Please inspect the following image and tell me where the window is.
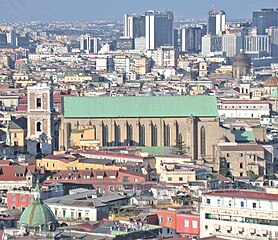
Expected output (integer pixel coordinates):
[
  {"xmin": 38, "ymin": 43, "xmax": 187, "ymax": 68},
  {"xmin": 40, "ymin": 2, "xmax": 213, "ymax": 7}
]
[
  {"xmin": 62, "ymin": 210, "xmax": 66, "ymax": 218},
  {"xmin": 115, "ymin": 124, "xmax": 121, "ymax": 146},
  {"xmin": 229, "ymin": 200, "xmax": 232, "ymax": 207},
  {"xmin": 206, "ymin": 198, "xmax": 211, "ymax": 204},
  {"xmin": 139, "ymin": 124, "xmax": 145, "ymax": 146},
  {"xmin": 226, "ymin": 153, "xmax": 229, "ymax": 157},
  {"xmin": 240, "ymin": 163, "xmax": 243, "ymax": 169},
  {"xmin": 46, "ymin": 162, "xmax": 49, "ymax": 168},
  {"xmin": 164, "ymin": 124, "xmax": 170, "ymax": 146},
  {"xmin": 36, "ymin": 98, "xmax": 42, "ymax": 108},
  {"xmin": 179, "ymin": 177, "xmax": 183, "ymax": 181},
  {"xmin": 240, "ymin": 153, "xmax": 243, "ymax": 157},
  {"xmin": 52, "ymin": 163, "xmax": 55, "ymax": 168},
  {"xmin": 127, "ymin": 124, "xmax": 133, "ymax": 146},
  {"xmin": 168, "ymin": 177, "xmax": 172, "ymax": 182},
  {"xmin": 253, "ymin": 202, "xmax": 257, "ymax": 208},
  {"xmin": 241, "ymin": 201, "xmax": 244, "ymax": 208},
  {"xmin": 14, "ymin": 133, "xmax": 17, "ymax": 138},
  {"xmin": 29, "ymin": 197, "xmax": 33, "ymax": 202},
  {"xmin": 205, "ymin": 225, "xmax": 208, "ymax": 230},
  {"xmin": 240, "ymin": 172, "xmax": 243, "ymax": 177},
  {"xmin": 184, "ymin": 220, "xmax": 189, "ymax": 228},
  {"xmin": 123, "ymin": 176, "xmax": 128, "ymax": 182},
  {"xmin": 151, "ymin": 124, "xmax": 158, "ymax": 146},
  {"xmin": 217, "ymin": 199, "xmax": 221, "ymax": 206},
  {"xmin": 36, "ymin": 122, "xmax": 42, "ymax": 132},
  {"xmin": 201, "ymin": 126, "xmax": 206, "ymax": 156},
  {"xmin": 167, "ymin": 217, "xmax": 172, "ymax": 222},
  {"xmin": 71, "ymin": 211, "xmax": 74, "ymax": 219},
  {"xmin": 21, "ymin": 196, "xmax": 26, "ymax": 201},
  {"xmin": 81, "ymin": 134, "xmax": 84, "ymax": 139},
  {"xmin": 14, "ymin": 141, "xmax": 18, "ymax": 147},
  {"xmin": 12, "ymin": 195, "xmax": 16, "ymax": 201},
  {"xmin": 192, "ymin": 220, "xmax": 198, "ymax": 229},
  {"xmin": 102, "ymin": 124, "xmax": 108, "ymax": 146},
  {"xmin": 159, "ymin": 216, "xmax": 163, "ymax": 223}
]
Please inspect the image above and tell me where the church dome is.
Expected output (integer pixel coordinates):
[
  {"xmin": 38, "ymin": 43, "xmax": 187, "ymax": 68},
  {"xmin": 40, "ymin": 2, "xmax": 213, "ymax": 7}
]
[
  {"xmin": 265, "ymin": 76, "xmax": 278, "ymax": 87},
  {"xmin": 18, "ymin": 198, "xmax": 57, "ymax": 232},
  {"xmin": 233, "ymin": 51, "xmax": 251, "ymax": 67}
]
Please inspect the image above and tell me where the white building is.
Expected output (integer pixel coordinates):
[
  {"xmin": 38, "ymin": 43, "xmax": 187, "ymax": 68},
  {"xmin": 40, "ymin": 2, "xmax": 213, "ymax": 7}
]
[
  {"xmin": 222, "ymin": 34, "xmax": 243, "ymax": 57},
  {"xmin": 244, "ymin": 35, "xmax": 271, "ymax": 54},
  {"xmin": 218, "ymin": 100, "xmax": 270, "ymax": 119},
  {"xmin": 200, "ymin": 190, "xmax": 278, "ymax": 239}
]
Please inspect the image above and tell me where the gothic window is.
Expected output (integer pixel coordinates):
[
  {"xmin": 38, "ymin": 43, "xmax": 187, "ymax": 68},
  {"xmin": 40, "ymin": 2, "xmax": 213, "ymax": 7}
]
[
  {"xmin": 164, "ymin": 124, "xmax": 170, "ymax": 146},
  {"xmin": 127, "ymin": 124, "xmax": 133, "ymax": 146},
  {"xmin": 102, "ymin": 124, "xmax": 108, "ymax": 146},
  {"xmin": 36, "ymin": 122, "xmax": 42, "ymax": 132},
  {"xmin": 36, "ymin": 98, "xmax": 42, "ymax": 108},
  {"xmin": 139, "ymin": 124, "xmax": 145, "ymax": 146},
  {"xmin": 201, "ymin": 126, "xmax": 206, "ymax": 156},
  {"xmin": 114, "ymin": 124, "xmax": 121, "ymax": 146},
  {"xmin": 152, "ymin": 124, "xmax": 158, "ymax": 146}
]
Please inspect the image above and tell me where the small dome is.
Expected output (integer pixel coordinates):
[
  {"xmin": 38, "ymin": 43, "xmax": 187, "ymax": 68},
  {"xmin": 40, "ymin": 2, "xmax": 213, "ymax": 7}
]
[
  {"xmin": 233, "ymin": 51, "xmax": 251, "ymax": 67},
  {"xmin": 265, "ymin": 76, "xmax": 278, "ymax": 87},
  {"xmin": 19, "ymin": 199, "xmax": 57, "ymax": 232}
]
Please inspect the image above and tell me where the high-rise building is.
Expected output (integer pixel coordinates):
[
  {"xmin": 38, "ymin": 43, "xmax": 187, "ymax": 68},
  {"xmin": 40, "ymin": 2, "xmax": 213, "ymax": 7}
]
[
  {"xmin": 123, "ymin": 14, "xmax": 145, "ymax": 39},
  {"xmin": 6, "ymin": 30, "xmax": 16, "ymax": 48},
  {"xmin": 207, "ymin": 8, "xmax": 226, "ymax": 35},
  {"xmin": 222, "ymin": 34, "xmax": 243, "ymax": 57},
  {"xmin": 253, "ymin": 8, "xmax": 278, "ymax": 35},
  {"xmin": 145, "ymin": 10, "xmax": 174, "ymax": 50},
  {"xmin": 80, "ymin": 34, "xmax": 100, "ymax": 54},
  {"xmin": 244, "ymin": 35, "xmax": 271, "ymax": 54},
  {"xmin": 201, "ymin": 35, "xmax": 222, "ymax": 56},
  {"xmin": 180, "ymin": 27, "xmax": 203, "ymax": 52},
  {"xmin": 268, "ymin": 27, "xmax": 278, "ymax": 57}
]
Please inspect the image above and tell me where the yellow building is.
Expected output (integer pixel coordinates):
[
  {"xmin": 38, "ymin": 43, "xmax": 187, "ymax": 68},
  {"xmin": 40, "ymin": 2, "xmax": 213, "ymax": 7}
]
[
  {"xmin": 9, "ymin": 117, "xmax": 27, "ymax": 152},
  {"xmin": 70, "ymin": 126, "xmax": 100, "ymax": 148},
  {"xmin": 36, "ymin": 153, "xmax": 124, "ymax": 171}
]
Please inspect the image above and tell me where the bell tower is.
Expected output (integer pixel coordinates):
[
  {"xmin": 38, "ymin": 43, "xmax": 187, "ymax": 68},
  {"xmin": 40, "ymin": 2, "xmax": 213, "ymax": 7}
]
[{"xmin": 27, "ymin": 83, "xmax": 54, "ymax": 156}]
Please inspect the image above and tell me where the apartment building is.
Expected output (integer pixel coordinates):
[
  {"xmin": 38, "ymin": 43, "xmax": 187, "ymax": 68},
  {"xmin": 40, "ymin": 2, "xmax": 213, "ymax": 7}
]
[{"xmin": 200, "ymin": 190, "xmax": 278, "ymax": 239}]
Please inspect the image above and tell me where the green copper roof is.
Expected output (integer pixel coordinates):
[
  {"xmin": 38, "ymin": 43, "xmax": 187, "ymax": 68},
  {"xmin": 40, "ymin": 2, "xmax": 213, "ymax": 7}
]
[
  {"xmin": 19, "ymin": 200, "xmax": 57, "ymax": 232},
  {"xmin": 63, "ymin": 96, "xmax": 219, "ymax": 118}
]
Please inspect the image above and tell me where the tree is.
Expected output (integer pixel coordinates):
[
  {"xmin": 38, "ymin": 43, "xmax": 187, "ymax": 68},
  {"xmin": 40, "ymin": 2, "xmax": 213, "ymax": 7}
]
[
  {"xmin": 175, "ymin": 133, "xmax": 186, "ymax": 155},
  {"xmin": 247, "ymin": 170, "xmax": 259, "ymax": 181}
]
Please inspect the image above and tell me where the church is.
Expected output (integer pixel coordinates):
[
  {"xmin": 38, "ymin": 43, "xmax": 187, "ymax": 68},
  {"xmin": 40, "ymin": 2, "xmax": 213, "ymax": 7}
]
[{"xmin": 59, "ymin": 95, "xmax": 235, "ymax": 163}]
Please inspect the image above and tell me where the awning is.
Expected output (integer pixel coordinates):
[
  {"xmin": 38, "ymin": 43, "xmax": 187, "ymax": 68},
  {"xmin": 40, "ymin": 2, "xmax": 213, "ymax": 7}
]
[
  {"xmin": 250, "ymin": 228, "xmax": 256, "ymax": 233},
  {"xmin": 214, "ymin": 224, "xmax": 220, "ymax": 230}
]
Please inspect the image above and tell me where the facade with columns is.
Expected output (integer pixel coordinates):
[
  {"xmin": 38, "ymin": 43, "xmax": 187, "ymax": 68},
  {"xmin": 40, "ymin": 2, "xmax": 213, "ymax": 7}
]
[{"xmin": 59, "ymin": 96, "xmax": 235, "ymax": 162}]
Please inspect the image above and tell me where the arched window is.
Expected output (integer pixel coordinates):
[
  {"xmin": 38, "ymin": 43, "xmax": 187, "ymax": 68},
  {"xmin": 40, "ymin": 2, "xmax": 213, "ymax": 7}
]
[
  {"xmin": 102, "ymin": 124, "xmax": 108, "ymax": 146},
  {"xmin": 114, "ymin": 124, "xmax": 121, "ymax": 146},
  {"xmin": 36, "ymin": 122, "xmax": 42, "ymax": 132},
  {"xmin": 201, "ymin": 126, "xmax": 206, "ymax": 156},
  {"xmin": 152, "ymin": 124, "xmax": 158, "ymax": 146},
  {"xmin": 127, "ymin": 124, "xmax": 133, "ymax": 146},
  {"xmin": 164, "ymin": 124, "xmax": 170, "ymax": 146},
  {"xmin": 139, "ymin": 124, "xmax": 145, "ymax": 146}
]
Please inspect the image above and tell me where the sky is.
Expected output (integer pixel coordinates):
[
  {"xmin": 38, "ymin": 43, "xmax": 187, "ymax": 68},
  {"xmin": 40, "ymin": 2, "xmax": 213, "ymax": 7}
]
[{"xmin": 0, "ymin": 0, "xmax": 277, "ymax": 22}]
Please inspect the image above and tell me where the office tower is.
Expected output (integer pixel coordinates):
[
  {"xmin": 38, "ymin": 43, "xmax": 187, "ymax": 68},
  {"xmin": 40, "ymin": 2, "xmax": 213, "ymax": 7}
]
[
  {"xmin": 0, "ymin": 33, "xmax": 7, "ymax": 47},
  {"xmin": 222, "ymin": 34, "xmax": 243, "ymax": 57},
  {"xmin": 244, "ymin": 35, "xmax": 271, "ymax": 54},
  {"xmin": 123, "ymin": 14, "xmax": 145, "ymax": 38},
  {"xmin": 6, "ymin": 30, "xmax": 16, "ymax": 48},
  {"xmin": 253, "ymin": 8, "xmax": 278, "ymax": 35},
  {"xmin": 268, "ymin": 27, "xmax": 278, "ymax": 57},
  {"xmin": 116, "ymin": 37, "xmax": 134, "ymax": 50},
  {"xmin": 207, "ymin": 8, "xmax": 226, "ymax": 35},
  {"xmin": 80, "ymin": 34, "xmax": 100, "ymax": 53},
  {"xmin": 145, "ymin": 10, "xmax": 174, "ymax": 50},
  {"xmin": 201, "ymin": 35, "xmax": 222, "ymax": 56},
  {"xmin": 180, "ymin": 27, "xmax": 202, "ymax": 52}
]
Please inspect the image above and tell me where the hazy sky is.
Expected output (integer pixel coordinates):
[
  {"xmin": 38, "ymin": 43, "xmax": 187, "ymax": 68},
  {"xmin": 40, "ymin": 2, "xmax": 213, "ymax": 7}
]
[{"xmin": 0, "ymin": 0, "xmax": 277, "ymax": 21}]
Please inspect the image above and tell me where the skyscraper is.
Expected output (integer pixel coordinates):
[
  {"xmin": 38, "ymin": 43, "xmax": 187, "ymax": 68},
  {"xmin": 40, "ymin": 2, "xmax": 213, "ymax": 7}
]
[
  {"xmin": 180, "ymin": 27, "xmax": 203, "ymax": 52},
  {"xmin": 80, "ymin": 34, "xmax": 100, "ymax": 54},
  {"xmin": 207, "ymin": 8, "xmax": 226, "ymax": 35},
  {"xmin": 145, "ymin": 10, "xmax": 174, "ymax": 50},
  {"xmin": 253, "ymin": 8, "xmax": 278, "ymax": 35},
  {"xmin": 123, "ymin": 14, "xmax": 145, "ymax": 39},
  {"xmin": 222, "ymin": 34, "xmax": 243, "ymax": 57}
]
